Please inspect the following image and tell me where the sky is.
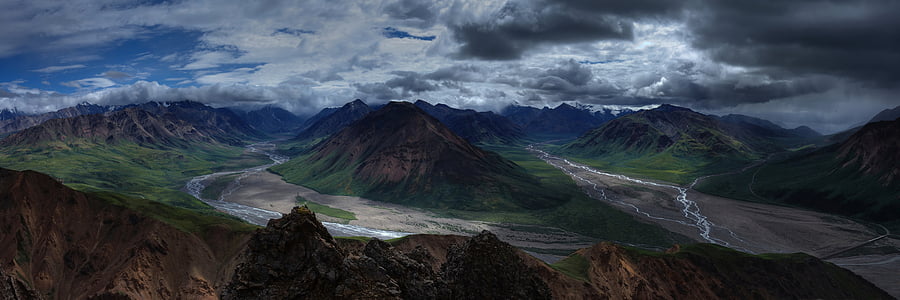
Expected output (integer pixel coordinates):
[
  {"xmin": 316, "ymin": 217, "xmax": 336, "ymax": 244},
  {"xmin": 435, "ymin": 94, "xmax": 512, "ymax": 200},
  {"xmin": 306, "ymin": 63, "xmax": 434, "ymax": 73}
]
[{"xmin": 0, "ymin": 0, "xmax": 898, "ymax": 134}]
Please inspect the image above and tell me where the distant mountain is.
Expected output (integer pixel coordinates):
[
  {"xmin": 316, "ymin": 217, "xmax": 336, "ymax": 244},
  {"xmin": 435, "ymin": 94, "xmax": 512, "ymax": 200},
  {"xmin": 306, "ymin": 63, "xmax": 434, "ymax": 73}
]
[
  {"xmin": 123, "ymin": 101, "xmax": 262, "ymax": 144},
  {"xmin": 719, "ymin": 114, "xmax": 820, "ymax": 138},
  {"xmin": 788, "ymin": 125, "xmax": 821, "ymax": 138},
  {"xmin": 0, "ymin": 102, "xmax": 109, "ymax": 136},
  {"xmin": 0, "ymin": 108, "xmax": 24, "ymax": 121},
  {"xmin": 273, "ymin": 101, "xmax": 564, "ymax": 210},
  {"xmin": 0, "ymin": 168, "xmax": 253, "ymax": 299},
  {"xmin": 868, "ymin": 105, "xmax": 900, "ymax": 123},
  {"xmin": 300, "ymin": 106, "xmax": 340, "ymax": 129},
  {"xmin": 235, "ymin": 106, "xmax": 305, "ymax": 134},
  {"xmin": 562, "ymin": 105, "xmax": 776, "ymax": 183},
  {"xmin": 500, "ymin": 105, "xmax": 542, "ymax": 127},
  {"xmin": 295, "ymin": 99, "xmax": 372, "ymax": 141},
  {"xmin": 567, "ymin": 105, "xmax": 761, "ymax": 158},
  {"xmin": 697, "ymin": 118, "xmax": 900, "ymax": 225},
  {"xmin": 414, "ymin": 100, "xmax": 523, "ymax": 145},
  {"xmin": 501, "ymin": 102, "xmax": 636, "ymax": 139},
  {"xmin": 826, "ymin": 105, "xmax": 900, "ymax": 143},
  {"xmin": 2, "ymin": 101, "xmax": 261, "ymax": 148}
]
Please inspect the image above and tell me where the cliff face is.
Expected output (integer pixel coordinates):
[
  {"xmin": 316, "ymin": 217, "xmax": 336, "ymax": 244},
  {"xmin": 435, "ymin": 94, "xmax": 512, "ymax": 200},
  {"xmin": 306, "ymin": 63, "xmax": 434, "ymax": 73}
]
[
  {"xmin": 837, "ymin": 118, "xmax": 900, "ymax": 184},
  {"xmin": 0, "ymin": 168, "xmax": 250, "ymax": 299}
]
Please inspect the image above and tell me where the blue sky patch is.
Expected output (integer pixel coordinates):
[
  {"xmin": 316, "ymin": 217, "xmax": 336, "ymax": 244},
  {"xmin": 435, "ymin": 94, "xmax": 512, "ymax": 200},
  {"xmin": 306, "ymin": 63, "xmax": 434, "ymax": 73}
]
[{"xmin": 382, "ymin": 27, "xmax": 435, "ymax": 41}]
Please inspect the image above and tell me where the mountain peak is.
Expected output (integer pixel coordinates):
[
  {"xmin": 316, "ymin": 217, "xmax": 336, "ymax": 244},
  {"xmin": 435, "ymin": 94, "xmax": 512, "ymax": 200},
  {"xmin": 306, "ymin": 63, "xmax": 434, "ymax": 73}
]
[{"xmin": 653, "ymin": 104, "xmax": 693, "ymax": 113}]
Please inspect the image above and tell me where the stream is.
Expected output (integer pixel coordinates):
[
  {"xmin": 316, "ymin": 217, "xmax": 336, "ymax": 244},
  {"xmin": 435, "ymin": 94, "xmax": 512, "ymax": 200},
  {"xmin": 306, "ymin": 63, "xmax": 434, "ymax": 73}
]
[
  {"xmin": 185, "ymin": 142, "xmax": 410, "ymax": 239},
  {"xmin": 527, "ymin": 145, "xmax": 746, "ymax": 249}
]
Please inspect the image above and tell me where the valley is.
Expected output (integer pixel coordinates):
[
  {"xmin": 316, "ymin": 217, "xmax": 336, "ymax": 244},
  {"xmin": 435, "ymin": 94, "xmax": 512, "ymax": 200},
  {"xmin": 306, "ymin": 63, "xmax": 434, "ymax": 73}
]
[{"xmin": 528, "ymin": 145, "xmax": 900, "ymax": 296}]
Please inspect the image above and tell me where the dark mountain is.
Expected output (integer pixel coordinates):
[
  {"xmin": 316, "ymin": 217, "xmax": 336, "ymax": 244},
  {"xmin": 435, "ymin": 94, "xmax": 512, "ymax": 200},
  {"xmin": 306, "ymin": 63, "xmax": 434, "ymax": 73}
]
[
  {"xmin": 523, "ymin": 103, "xmax": 606, "ymax": 137},
  {"xmin": 0, "ymin": 102, "xmax": 109, "ymax": 136},
  {"xmin": 300, "ymin": 106, "xmax": 339, "ymax": 129},
  {"xmin": 501, "ymin": 102, "xmax": 635, "ymax": 139},
  {"xmin": 719, "ymin": 114, "xmax": 820, "ymax": 138},
  {"xmin": 1, "ymin": 101, "xmax": 261, "ymax": 148},
  {"xmin": 826, "ymin": 105, "xmax": 900, "ymax": 143},
  {"xmin": 273, "ymin": 101, "xmax": 563, "ymax": 210},
  {"xmin": 295, "ymin": 99, "xmax": 372, "ymax": 141},
  {"xmin": 697, "ymin": 118, "xmax": 900, "ymax": 225},
  {"xmin": 414, "ymin": 100, "xmax": 523, "ymax": 145},
  {"xmin": 788, "ymin": 125, "xmax": 821, "ymax": 138},
  {"xmin": 0, "ymin": 108, "xmax": 24, "ymax": 121},
  {"xmin": 868, "ymin": 105, "xmax": 900, "ymax": 123},
  {"xmin": 235, "ymin": 105, "xmax": 305, "ymax": 134},
  {"xmin": 0, "ymin": 168, "xmax": 253, "ymax": 299},
  {"xmin": 500, "ymin": 104, "xmax": 542, "ymax": 127},
  {"xmin": 717, "ymin": 114, "xmax": 821, "ymax": 151}
]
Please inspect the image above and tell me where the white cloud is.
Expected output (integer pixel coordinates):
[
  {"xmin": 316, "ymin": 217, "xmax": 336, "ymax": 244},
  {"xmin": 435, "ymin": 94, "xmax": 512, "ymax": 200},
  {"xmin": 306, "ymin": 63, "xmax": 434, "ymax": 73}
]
[
  {"xmin": 30, "ymin": 64, "xmax": 87, "ymax": 73},
  {"xmin": 61, "ymin": 78, "xmax": 116, "ymax": 89}
]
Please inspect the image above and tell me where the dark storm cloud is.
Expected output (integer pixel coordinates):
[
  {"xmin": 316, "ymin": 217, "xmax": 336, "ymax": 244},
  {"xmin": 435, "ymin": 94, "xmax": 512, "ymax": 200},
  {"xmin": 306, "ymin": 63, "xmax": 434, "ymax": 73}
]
[
  {"xmin": 353, "ymin": 82, "xmax": 403, "ymax": 101},
  {"xmin": 687, "ymin": 0, "xmax": 900, "ymax": 84},
  {"xmin": 386, "ymin": 71, "xmax": 439, "ymax": 93},
  {"xmin": 423, "ymin": 65, "xmax": 486, "ymax": 82},
  {"xmin": 449, "ymin": 0, "xmax": 685, "ymax": 60},
  {"xmin": 542, "ymin": 59, "xmax": 592, "ymax": 86}
]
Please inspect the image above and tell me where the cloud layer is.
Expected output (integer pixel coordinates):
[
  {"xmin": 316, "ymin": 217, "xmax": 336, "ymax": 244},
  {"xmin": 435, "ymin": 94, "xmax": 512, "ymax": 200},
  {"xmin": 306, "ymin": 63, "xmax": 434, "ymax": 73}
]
[{"xmin": 0, "ymin": 0, "xmax": 897, "ymax": 133}]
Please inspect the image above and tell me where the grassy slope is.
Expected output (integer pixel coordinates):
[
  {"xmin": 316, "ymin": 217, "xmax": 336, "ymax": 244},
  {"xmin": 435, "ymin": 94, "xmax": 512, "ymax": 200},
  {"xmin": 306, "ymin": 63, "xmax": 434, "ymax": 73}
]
[
  {"xmin": 297, "ymin": 196, "xmax": 357, "ymax": 221},
  {"xmin": 0, "ymin": 140, "xmax": 271, "ymax": 213},
  {"xmin": 92, "ymin": 190, "xmax": 258, "ymax": 236},
  {"xmin": 201, "ymin": 173, "xmax": 241, "ymax": 200},
  {"xmin": 275, "ymin": 142, "xmax": 688, "ymax": 248},
  {"xmin": 696, "ymin": 148, "xmax": 900, "ymax": 229}
]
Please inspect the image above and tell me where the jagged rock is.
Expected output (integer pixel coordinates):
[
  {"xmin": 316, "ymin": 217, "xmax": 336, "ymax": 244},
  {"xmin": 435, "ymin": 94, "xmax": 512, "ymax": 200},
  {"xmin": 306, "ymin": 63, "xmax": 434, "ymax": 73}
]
[
  {"xmin": 0, "ymin": 269, "xmax": 39, "ymax": 300},
  {"xmin": 442, "ymin": 230, "xmax": 552, "ymax": 300}
]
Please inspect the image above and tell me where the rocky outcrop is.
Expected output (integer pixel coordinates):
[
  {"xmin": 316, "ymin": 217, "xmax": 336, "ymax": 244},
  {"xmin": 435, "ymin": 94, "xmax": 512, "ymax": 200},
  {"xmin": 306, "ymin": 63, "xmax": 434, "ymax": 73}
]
[
  {"xmin": 442, "ymin": 231, "xmax": 551, "ymax": 300},
  {"xmin": 0, "ymin": 268, "xmax": 38, "ymax": 300},
  {"xmin": 0, "ymin": 168, "xmax": 251, "ymax": 299},
  {"xmin": 223, "ymin": 207, "xmax": 552, "ymax": 300}
]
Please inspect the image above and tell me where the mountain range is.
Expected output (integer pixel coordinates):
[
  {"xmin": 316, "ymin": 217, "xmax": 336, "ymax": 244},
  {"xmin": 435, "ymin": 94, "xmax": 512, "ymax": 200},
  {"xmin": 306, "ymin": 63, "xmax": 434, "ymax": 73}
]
[
  {"xmin": 501, "ymin": 103, "xmax": 630, "ymax": 138},
  {"xmin": 414, "ymin": 100, "xmax": 523, "ymax": 145},
  {"xmin": 232, "ymin": 105, "xmax": 306, "ymax": 134},
  {"xmin": 0, "ymin": 169, "xmax": 890, "ymax": 299},
  {"xmin": 0, "ymin": 102, "xmax": 109, "ymax": 137}
]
